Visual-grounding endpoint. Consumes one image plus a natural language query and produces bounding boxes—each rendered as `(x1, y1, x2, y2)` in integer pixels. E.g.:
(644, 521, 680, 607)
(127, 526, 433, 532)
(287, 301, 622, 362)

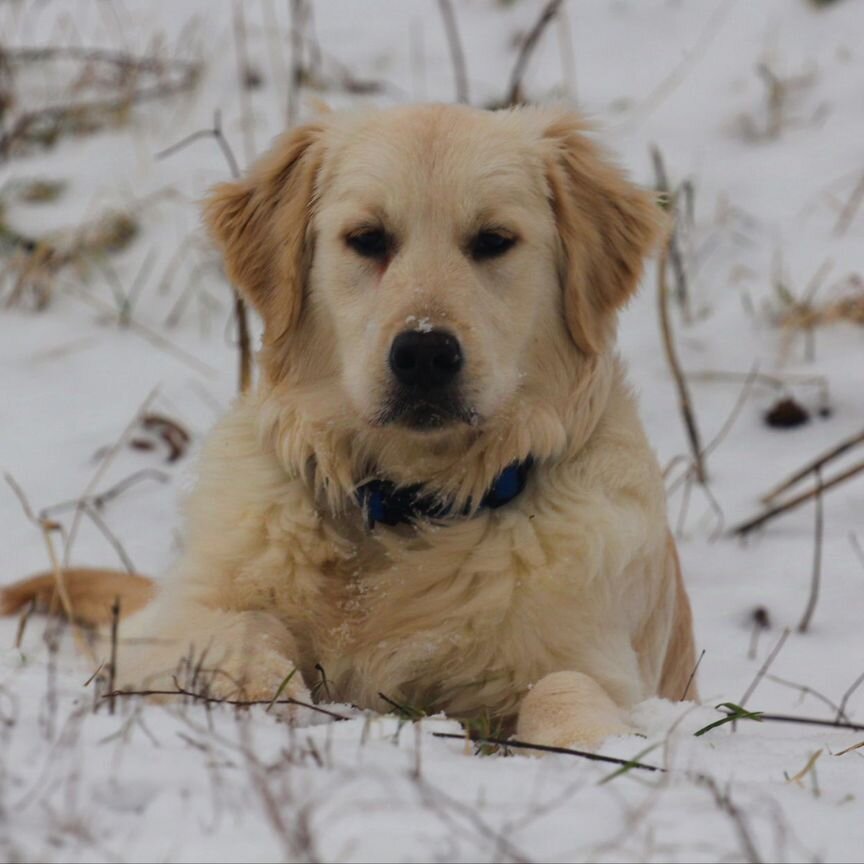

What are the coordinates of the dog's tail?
(0, 568, 156, 627)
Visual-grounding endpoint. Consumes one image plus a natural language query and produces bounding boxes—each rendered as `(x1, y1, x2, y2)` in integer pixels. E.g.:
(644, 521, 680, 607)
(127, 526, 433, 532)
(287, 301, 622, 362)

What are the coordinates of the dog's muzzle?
(382, 329, 470, 429)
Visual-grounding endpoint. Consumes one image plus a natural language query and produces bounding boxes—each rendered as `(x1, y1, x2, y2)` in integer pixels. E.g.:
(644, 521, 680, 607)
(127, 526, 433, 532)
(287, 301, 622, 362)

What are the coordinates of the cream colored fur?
(12, 105, 699, 749)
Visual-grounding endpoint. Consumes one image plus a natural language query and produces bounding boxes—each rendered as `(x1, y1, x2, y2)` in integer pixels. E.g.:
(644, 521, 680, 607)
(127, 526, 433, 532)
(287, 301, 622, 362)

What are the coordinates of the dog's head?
(206, 105, 662, 500)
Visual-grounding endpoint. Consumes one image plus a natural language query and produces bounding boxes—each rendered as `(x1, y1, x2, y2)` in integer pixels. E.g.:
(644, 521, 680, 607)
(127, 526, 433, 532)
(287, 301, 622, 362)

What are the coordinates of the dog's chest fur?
(193, 396, 667, 721)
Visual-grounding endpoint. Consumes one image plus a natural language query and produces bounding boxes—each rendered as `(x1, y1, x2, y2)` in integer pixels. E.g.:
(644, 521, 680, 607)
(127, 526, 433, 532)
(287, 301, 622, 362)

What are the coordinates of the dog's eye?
(471, 230, 517, 261)
(346, 229, 390, 260)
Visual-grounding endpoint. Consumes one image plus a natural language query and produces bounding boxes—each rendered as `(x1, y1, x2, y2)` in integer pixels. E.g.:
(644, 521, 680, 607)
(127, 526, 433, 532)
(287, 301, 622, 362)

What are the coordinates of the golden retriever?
(2, 104, 697, 748)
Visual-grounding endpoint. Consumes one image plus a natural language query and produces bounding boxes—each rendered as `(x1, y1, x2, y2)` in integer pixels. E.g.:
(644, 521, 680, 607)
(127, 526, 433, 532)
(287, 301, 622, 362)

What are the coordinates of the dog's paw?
(516, 670, 630, 751)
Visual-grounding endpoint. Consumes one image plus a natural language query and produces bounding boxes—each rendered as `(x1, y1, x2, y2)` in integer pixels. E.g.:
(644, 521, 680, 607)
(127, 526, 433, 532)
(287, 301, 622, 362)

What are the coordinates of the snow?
(2, 0, 864, 861)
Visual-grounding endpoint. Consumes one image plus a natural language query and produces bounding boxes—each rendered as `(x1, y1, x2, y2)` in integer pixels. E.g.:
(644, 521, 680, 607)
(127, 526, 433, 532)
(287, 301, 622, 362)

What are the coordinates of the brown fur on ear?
(204, 122, 325, 341)
(543, 114, 666, 355)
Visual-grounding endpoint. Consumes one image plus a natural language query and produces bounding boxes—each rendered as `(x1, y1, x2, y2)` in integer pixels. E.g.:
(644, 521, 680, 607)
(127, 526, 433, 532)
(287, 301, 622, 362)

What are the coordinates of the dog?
(1, 104, 697, 749)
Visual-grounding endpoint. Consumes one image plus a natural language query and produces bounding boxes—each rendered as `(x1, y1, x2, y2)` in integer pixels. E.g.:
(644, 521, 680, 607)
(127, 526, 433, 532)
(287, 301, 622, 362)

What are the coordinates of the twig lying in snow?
(432, 732, 664, 773)
(698, 704, 864, 736)
(156, 110, 252, 393)
(506, 0, 565, 106)
(732, 459, 864, 535)
(765, 674, 851, 723)
(657, 245, 707, 484)
(103, 684, 351, 721)
(760, 427, 864, 504)
(437, 0, 469, 105)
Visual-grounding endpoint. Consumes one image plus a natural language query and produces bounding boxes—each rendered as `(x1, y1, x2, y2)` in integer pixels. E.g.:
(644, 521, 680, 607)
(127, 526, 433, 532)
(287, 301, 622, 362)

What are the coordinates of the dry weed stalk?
(156, 111, 252, 392)
(438, 0, 469, 104)
(506, 0, 564, 106)
(657, 245, 707, 484)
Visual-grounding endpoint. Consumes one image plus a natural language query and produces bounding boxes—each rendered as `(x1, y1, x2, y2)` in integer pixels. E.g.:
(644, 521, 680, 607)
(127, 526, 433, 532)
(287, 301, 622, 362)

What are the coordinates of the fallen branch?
(103, 684, 351, 722)
(761, 427, 864, 503)
(732, 459, 864, 535)
(432, 731, 663, 772)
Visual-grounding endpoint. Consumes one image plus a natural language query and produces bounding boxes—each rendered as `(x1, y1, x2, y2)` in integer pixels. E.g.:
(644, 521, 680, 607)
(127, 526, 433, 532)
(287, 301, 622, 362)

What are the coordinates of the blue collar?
(356, 458, 533, 529)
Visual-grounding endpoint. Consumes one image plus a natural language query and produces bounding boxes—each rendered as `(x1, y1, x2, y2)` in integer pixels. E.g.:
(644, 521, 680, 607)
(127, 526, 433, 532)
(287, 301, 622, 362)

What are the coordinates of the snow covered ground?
(2, 1, 864, 861)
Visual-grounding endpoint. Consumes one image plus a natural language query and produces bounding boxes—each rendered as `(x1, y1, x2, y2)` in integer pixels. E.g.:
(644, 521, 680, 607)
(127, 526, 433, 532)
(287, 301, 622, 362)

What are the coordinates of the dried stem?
(797, 469, 824, 634)
(740, 628, 789, 709)
(761, 427, 864, 504)
(658, 245, 707, 484)
(733, 459, 864, 536)
(156, 110, 252, 392)
(432, 732, 663, 772)
(103, 684, 351, 721)
(506, 0, 564, 106)
(437, 0, 469, 104)
(651, 145, 691, 318)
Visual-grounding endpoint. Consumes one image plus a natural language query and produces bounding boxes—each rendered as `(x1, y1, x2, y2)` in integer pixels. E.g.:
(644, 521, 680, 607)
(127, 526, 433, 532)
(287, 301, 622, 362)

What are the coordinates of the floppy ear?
(543, 114, 665, 355)
(204, 122, 324, 340)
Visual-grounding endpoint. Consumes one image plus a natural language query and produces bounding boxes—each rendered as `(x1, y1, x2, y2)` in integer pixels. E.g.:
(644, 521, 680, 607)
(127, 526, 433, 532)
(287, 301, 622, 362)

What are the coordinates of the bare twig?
(432, 732, 663, 772)
(761, 428, 864, 504)
(733, 459, 864, 535)
(698, 775, 763, 864)
(156, 110, 252, 392)
(797, 468, 824, 634)
(103, 684, 351, 721)
(740, 628, 790, 709)
(658, 245, 707, 484)
(765, 674, 850, 723)
(506, 0, 565, 106)
(437, 0, 469, 104)
(836, 669, 864, 725)
(681, 649, 706, 702)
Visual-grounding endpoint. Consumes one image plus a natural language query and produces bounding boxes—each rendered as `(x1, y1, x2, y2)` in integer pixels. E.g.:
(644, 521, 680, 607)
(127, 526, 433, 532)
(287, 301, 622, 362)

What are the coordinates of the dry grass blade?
(432, 732, 664, 772)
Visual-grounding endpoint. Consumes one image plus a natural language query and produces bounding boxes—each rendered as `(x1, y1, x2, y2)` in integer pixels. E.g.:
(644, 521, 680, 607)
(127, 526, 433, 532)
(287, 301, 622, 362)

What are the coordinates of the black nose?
(389, 329, 463, 390)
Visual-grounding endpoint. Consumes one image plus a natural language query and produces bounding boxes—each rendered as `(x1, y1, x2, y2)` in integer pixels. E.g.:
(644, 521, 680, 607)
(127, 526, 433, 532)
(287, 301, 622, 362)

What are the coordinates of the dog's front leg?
(516, 671, 630, 750)
(117, 598, 310, 708)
